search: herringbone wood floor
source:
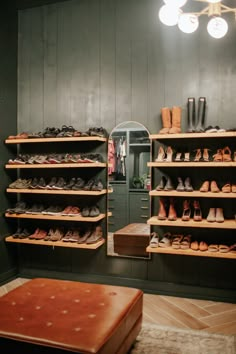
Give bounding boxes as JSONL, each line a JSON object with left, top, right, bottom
{"left": 1, "top": 278, "right": 236, "bottom": 336}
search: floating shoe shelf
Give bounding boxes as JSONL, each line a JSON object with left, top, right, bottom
{"left": 5, "top": 236, "right": 105, "bottom": 249}
{"left": 5, "top": 163, "right": 107, "bottom": 169}
{"left": 148, "top": 162, "right": 236, "bottom": 167}
{"left": 147, "top": 217, "right": 236, "bottom": 229}
{"left": 6, "top": 188, "right": 107, "bottom": 196}
{"left": 150, "top": 190, "right": 236, "bottom": 198}
{"left": 149, "top": 132, "right": 236, "bottom": 140}
{"left": 5, "top": 136, "right": 107, "bottom": 144}
{"left": 146, "top": 246, "right": 236, "bottom": 259}
{"left": 5, "top": 212, "right": 106, "bottom": 222}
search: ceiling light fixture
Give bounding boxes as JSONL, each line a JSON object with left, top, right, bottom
{"left": 158, "top": 0, "right": 236, "bottom": 39}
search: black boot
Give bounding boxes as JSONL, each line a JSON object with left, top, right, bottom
{"left": 187, "top": 97, "right": 195, "bottom": 132}
{"left": 195, "top": 97, "right": 206, "bottom": 132}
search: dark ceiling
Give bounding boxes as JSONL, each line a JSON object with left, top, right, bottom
{"left": 14, "top": 0, "right": 69, "bottom": 10}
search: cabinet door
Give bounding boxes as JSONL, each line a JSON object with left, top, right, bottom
{"left": 108, "top": 184, "right": 128, "bottom": 232}
{"left": 129, "top": 192, "right": 150, "bottom": 223}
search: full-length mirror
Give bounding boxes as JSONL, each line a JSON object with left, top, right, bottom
{"left": 107, "top": 121, "right": 151, "bottom": 259}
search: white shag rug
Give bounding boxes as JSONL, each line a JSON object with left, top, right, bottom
{"left": 130, "top": 323, "right": 236, "bottom": 354}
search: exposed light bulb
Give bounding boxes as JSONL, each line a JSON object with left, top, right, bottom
{"left": 207, "top": 17, "right": 228, "bottom": 39}
{"left": 159, "top": 4, "right": 181, "bottom": 27}
{"left": 178, "top": 13, "right": 199, "bottom": 33}
{"left": 164, "top": 0, "right": 188, "bottom": 7}
{"left": 207, "top": 0, "right": 222, "bottom": 3}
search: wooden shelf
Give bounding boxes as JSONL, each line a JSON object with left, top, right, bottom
{"left": 5, "top": 212, "right": 106, "bottom": 222}
{"left": 147, "top": 162, "right": 236, "bottom": 167}
{"left": 6, "top": 188, "right": 107, "bottom": 196}
{"left": 5, "top": 136, "right": 107, "bottom": 144}
{"left": 146, "top": 246, "right": 236, "bottom": 259}
{"left": 149, "top": 132, "right": 236, "bottom": 140}
{"left": 5, "top": 236, "right": 105, "bottom": 249}
{"left": 149, "top": 190, "right": 236, "bottom": 198}
{"left": 147, "top": 217, "right": 236, "bottom": 229}
{"left": 5, "top": 162, "right": 107, "bottom": 169}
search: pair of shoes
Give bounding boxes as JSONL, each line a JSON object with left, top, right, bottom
{"left": 174, "top": 151, "right": 191, "bottom": 162}
{"left": 207, "top": 208, "right": 224, "bottom": 223}
{"left": 159, "top": 106, "right": 182, "bottom": 134}
{"left": 172, "top": 234, "right": 191, "bottom": 249}
{"left": 155, "top": 176, "right": 174, "bottom": 191}
{"left": 222, "top": 183, "right": 236, "bottom": 193}
{"left": 199, "top": 180, "right": 220, "bottom": 192}
{"left": 81, "top": 205, "right": 100, "bottom": 217}
{"left": 187, "top": 97, "right": 206, "bottom": 133}
{"left": 181, "top": 200, "right": 202, "bottom": 221}
{"left": 176, "top": 177, "right": 193, "bottom": 192}
{"left": 213, "top": 146, "right": 232, "bottom": 162}
{"left": 86, "top": 226, "right": 103, "bottom": 244}
{"left": 155, "top": 146, "right": 173, "bottom": 162}
{"left": 205, "top": 125, "right": 226, "bottom": 133}
{"left": 157, "top": 197, "right": 177, "bottom": 221}
{"left": 194, "top": 148, "right": 210, "bottom": 162}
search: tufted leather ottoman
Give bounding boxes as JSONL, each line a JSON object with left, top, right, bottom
{"left": 0, "top": 278, "right": 143, "bottom": 354}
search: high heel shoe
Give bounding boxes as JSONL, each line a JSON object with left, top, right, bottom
{"left": 194, "top": 148, "right": 201, "bottom": 162}
{"left": 155, "top": 146, "right": 166, "bottom": 162}
{"left": 165, "top": 146, "right": 173, "bottom": 162}
{"left": 222, "top": 146, "right": 232, "bottom": 162}
{"left": 184, "top": 152, "right": 190, "bottom": 162}
{"left": 213, "top": 149, "right": 223, "bottom": 162}
{"left": 203, "top": 148, "right": 210, "bottom": 162}
{"left": 193, "top": 200, "right": 202, "bottom": 221}
{"left": 175, "top": 152, "right": 182, "bottom": 162}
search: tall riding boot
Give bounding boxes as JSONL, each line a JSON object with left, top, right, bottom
{"left": 195, "top": 97, "right": 206, "bottom": 132}
{"left": 157, "top": 197, "right": 167, "bottom": 220}
{"left": 159, "top": 107, "right": 171, "bottom": 134}
{"left": 187, "top": 97, "right": 195, "bottom": 132}
{"left": 169, "top": 106, "right": 182, "bottom": 134}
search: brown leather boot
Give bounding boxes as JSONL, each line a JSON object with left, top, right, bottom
{"left": 157, "top": 197, "right": 167, "bottom": 220}
{"left": 168, "top": 197, "right": 177, "bottom": 221}
{"left": 169, "top": 106, "right": 182, "bottom": 134}
{"left": 159, "top": 107, "right": 171, "bottom": 134}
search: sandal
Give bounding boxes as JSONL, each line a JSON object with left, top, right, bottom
{"left": 155, "top": 146, "right": 166, "bottom": 162}
{"left": 221, "top": 183, "right": 231, "bottom": 193}
{"left": 219, "top": 244, "right": 230, "bottom": 253}
{"left": 175, "top": 152, "right": 182, "bottom": 162}
{"left": 149, "top": 232, "right": 159, "bottom": 248}
{"left": 222, "top": 146, "right": 232, "bottom": 162}
{"left": 203, "top": 148, "right": 210, "bottom": 162}
{"left": 180, "top": 235, "right": 191, "bottom": 249}
{"left": 159, "top": 233, "right": 171, "bottom": 248}
{"left": 182, "top": 200, "right": 191, "bottom": 221}
{"left": 172, "top": 235, "right": 183, "bottom": 249}
{"left": 230, "top": 244, "right": 236, "bottom": 253}
{"left": 194, "top": 149, "right": 201, "bottom": 162}
{"left": 213, "top": 149, "right": 223, "bottom": 162}
{"left": 210, "top": 180, "right": 220, "bottom": 193}
{"left": 232, "top": 184, "right": 236, "bottom": 193}
{"left": 208, "top": 244, "right": 219, "bottom": 252}
{"left": 184, "top": 152, "right": 190, "bottom": 162}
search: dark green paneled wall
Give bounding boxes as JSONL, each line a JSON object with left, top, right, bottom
{"left": 11, "top": 0, "right": 236, "bottom": 301}
{"left": 0, "top": 5, "right": 18, "bottom": 282}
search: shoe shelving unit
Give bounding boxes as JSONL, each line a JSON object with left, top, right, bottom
{"left": 146, "top": 131, "right": 236, "bottom": 259}
{"left": 4, "top": 136, "right": 108, "bottom": 249}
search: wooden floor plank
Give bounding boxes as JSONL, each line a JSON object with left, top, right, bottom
{"left": 201, "top": 309, "right": 236, "bottom": 327}
{"left": 203, "top": 302, "right": 236, "bottom": 314}
{"left": 162, "top": 295, "right": 211, "bottom": 318}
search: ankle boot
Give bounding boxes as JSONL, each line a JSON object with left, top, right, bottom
{"left": 169, "top": 106, "right": 182, "bottom": 134}
{"left": 168, "top": 197, "right": 177, "bottom": 220}
{"left": 159, "top": 107, "right": 171, "bottom": 134}
{"left": 195, "top": 97, "right": 206, "bottom": 132}
{"left": 187, "top": 97, "right": 195, "bottom": 132}
{"left": 157, "top": 197, "right": 167, "bottom": 220}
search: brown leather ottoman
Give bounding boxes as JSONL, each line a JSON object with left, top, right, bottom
{"left": 114, "top": 223, "right": 150, "bottom": 257}
{"left": 0, "top": 278, "right": 143, "bottom": 354}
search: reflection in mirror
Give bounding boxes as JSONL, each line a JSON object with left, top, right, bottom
{"left": 107, "top": 121, "right": 151, "bottom": 259}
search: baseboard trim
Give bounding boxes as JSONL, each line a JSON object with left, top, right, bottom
{"left": 18, "top": 268, "right": 236, "bottom": 304}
